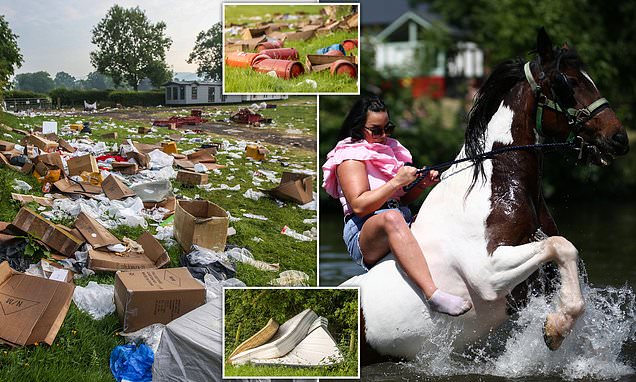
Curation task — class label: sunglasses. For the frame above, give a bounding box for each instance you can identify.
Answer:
[364,122,395,137]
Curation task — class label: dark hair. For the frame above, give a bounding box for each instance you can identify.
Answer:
[337,95,390,142]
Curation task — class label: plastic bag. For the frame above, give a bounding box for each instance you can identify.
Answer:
[120,323,165,354]
[148,149,174,169]
[182,246,236,281]
[72,281,115,320]
[243,188,265,201]
[281,225,313,241]
[204,273,246,301]
[269,270,310,287]
[110,343,154,382]
[13,179,32,192]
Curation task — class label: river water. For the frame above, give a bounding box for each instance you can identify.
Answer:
[319,201,636,381]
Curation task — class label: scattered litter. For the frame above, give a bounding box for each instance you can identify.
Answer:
[269,270,310,287]
[110,343,154,382]
[193,163,207,173]
[303,218,317,224]
[281,225,314,241]
[182,246,236,281]
[12,179,32,192]
[204,273,246,301]
[251,237,264,243]
[243,213,268,220]
[243,188,266,200]
[73,281,116,320]
[296,79,318,89]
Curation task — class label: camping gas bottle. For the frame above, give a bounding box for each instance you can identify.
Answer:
[330,60,357,78]
[225,52,263,68]
[316,43,346,56]
[251,58,305,79]
[256,40,283,51]
[257,48,299,60]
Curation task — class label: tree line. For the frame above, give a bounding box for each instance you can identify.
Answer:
[0,5,222,96]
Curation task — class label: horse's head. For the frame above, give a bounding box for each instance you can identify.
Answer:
[530,27,629,165]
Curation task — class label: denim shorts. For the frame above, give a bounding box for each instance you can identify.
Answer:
[342,206,413,271]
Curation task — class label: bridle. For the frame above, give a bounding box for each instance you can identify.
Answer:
[523,50,610,143]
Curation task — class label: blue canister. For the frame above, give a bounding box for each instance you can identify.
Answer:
[316,43,346,55]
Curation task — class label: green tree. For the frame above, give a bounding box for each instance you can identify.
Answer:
[81,71,116,90]
[0,15,23,92]
[144,60,173,88]
[187,22,222,81]
[53,71,76,89]
[14,71,55,93]
[90,5,172,91]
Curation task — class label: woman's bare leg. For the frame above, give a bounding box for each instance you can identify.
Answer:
[359,210,472,316]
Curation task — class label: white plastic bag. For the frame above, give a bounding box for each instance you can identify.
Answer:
[72,281,115,320]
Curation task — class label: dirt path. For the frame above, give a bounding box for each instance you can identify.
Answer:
[90,105,316,151]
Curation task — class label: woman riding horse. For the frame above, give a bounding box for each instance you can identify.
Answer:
[344,27,629,363]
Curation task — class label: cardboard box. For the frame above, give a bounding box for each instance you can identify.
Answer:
[305,54,357,73]
[11,193,55,207]
[174,200,228,251]
[176,170,208,186]
[11,208,84,257]
[101,132,118,139]
[138,127,152,134]
[111,162,139,175]
[75,212,121,249]
[102,174,136,200]
[22,135,59,153]
[36,152,64,172]
[126,151,149,169]
[88,232,170,272]
[0,140,15,151]
[42,121,57,134]
[114,267,205,332]
[67,154,98,176]
[268,172,314,204]
[69,124,83,131]
[245,144,268,161]
[161,142,178,154]
[187,148,217,163]
[0,261,74,346]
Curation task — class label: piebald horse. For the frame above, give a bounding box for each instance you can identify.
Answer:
[343,28,629,363]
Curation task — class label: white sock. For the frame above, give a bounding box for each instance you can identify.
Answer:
[428,289,472,316]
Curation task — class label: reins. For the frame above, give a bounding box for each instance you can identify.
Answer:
[403,140,576,192]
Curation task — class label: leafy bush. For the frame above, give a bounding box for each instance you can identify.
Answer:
[108,90,164,106]
[48,88,164,107]
[3,90,49,99]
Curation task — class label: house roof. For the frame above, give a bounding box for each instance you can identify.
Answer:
[162,80,221,86]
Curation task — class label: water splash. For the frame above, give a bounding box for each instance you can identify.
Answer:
[365,282,635,381]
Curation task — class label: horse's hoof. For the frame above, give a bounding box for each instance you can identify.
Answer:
[543,315,565,351]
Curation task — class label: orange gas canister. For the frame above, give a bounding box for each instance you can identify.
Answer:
[226,52,262,68]
[258,48,299,60]
[342,39,358,52]
[251,58,305,79]
[330,60,357,78]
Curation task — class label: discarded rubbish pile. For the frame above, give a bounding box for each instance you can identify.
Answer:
[224,5,359,80]
[228,309,344,367]
[152,109,208,127]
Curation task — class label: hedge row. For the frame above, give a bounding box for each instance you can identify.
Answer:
[4,90,49,99]
[48,88,165,107]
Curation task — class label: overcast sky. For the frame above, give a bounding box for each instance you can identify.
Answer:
[1,0,225,78]
[1,0,317,79]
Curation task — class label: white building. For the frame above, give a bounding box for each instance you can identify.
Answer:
[163,81,287,105]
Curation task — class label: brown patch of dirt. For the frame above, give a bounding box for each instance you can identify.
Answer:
[91,107,315,150]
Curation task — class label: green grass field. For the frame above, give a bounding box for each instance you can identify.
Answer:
[0,96,317,381]
[224,5,358,94]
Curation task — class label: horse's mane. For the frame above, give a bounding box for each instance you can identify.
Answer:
[465,57,526,189]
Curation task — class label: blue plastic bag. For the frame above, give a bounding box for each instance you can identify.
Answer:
[110,343,154,382]
[316,43,346,55]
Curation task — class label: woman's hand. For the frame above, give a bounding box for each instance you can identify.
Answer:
[390,165,418,188]
[417,169,440,189]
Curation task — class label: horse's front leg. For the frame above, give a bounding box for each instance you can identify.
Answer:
[465,237,584,350]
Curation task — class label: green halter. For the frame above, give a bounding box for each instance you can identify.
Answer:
[524,61,609,143]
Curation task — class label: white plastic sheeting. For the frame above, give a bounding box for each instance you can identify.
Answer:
[72,281,115,320]
[45,195,147,229]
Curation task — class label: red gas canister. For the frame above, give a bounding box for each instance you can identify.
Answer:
[330,60,357,78]
[252,58,305,79]
[325,49,344,57]
[258,48,299,60]
[342,39,358,52]
[256,40,284,51]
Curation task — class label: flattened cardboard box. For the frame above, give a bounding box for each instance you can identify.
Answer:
[114,267,205,332]
[0,261,74,346]
[111,162,138,175]
[88,232,170,272]
[174,200,228,251]
[267,172,314,204]
[11,208,84,257]
[75,212,121,249]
